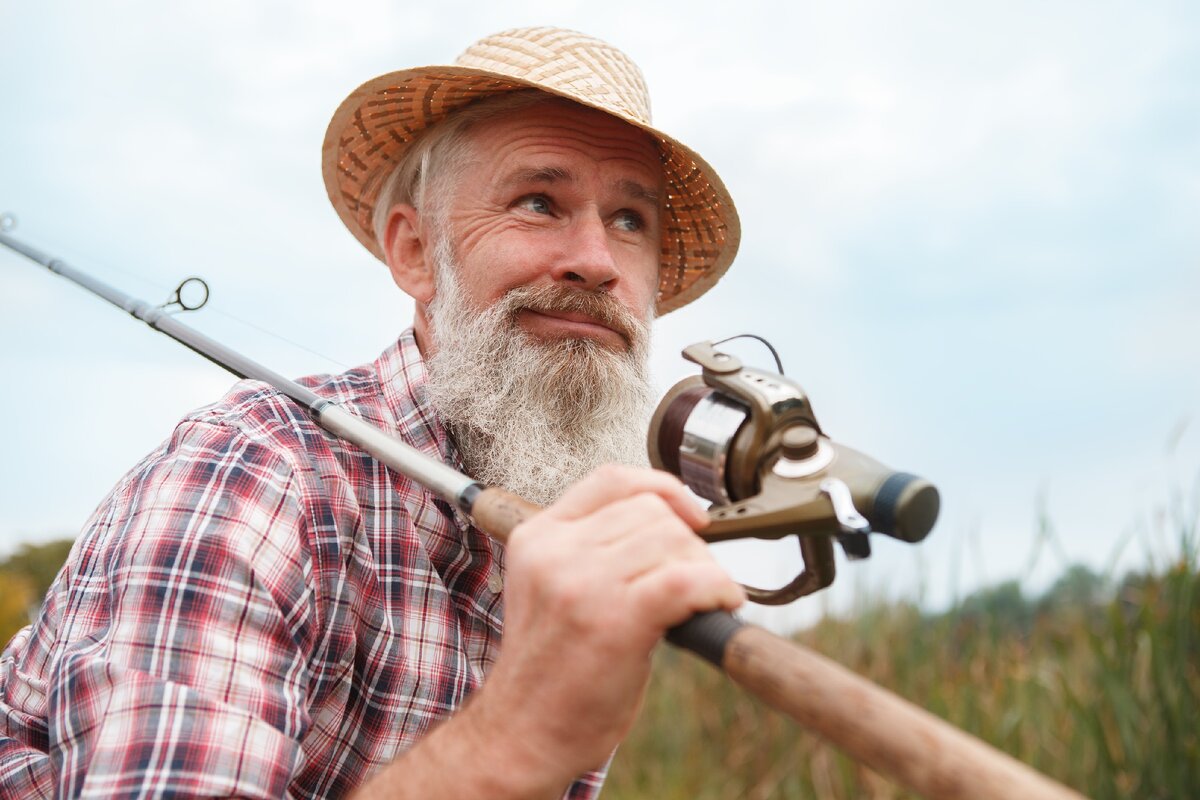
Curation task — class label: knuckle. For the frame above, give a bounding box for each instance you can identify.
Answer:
[508,516,545,550]
[510,523,567,571]
[651,513,703,548]
[592,462,633,485]
[590,463,681,496]
[630,491,673,517]
[653,561,737,608]
[651,467,686,489]
[658,564,697,597]
[546,571,587,609]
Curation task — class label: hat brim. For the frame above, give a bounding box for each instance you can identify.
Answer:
[322,65,740,314]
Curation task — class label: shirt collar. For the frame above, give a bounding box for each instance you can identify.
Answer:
[374,328,467,476]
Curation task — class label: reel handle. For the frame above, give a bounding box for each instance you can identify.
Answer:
[826,442,940,544]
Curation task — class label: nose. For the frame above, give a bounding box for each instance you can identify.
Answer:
[551,212,621,292]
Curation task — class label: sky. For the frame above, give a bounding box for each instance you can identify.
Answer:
[1,1,1198,631]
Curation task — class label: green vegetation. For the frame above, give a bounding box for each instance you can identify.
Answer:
[607,556,1198,799]
[0,538,74,644]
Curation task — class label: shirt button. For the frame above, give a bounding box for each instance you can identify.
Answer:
[487,572,504,594]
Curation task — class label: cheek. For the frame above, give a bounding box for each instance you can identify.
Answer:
[456,241,542,305]
[626,255,661,310]
[455,214,517,258]
[452,224,539,290]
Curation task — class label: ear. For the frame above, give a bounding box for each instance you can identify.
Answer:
[381,203,436,304]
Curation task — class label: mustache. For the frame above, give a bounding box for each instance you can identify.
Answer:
[498,284,648,347]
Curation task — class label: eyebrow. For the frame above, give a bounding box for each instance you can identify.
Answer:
[618,178,660,206]
[502,167,661,206]
[502,166,571,189]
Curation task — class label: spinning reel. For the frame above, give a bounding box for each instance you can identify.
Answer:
[649,338,940,605]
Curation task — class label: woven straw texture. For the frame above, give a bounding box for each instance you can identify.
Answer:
[323,27,740,314]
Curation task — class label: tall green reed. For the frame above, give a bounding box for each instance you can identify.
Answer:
[606,495,1198,799]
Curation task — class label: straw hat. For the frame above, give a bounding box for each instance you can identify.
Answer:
[322,26,740,314]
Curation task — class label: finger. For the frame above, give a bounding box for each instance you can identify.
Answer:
[584,496,715,570]
[603,522,713,584]
[627,560,746,631]
[548,491,702,550]
[540,465,708,529]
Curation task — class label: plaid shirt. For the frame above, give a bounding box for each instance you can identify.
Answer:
[0,330,605,799]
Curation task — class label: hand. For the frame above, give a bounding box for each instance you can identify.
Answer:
[350,465,743,800]
[475,464,745,793]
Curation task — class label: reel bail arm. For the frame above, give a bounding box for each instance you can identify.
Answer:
[649,338,941,604]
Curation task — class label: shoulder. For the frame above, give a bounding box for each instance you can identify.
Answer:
[167,357,392,483]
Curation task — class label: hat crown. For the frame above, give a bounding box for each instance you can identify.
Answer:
[454,27,652,125]
[323,27,739,314]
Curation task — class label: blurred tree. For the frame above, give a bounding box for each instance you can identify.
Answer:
[0,538,74,644]
[0,572,37,645]
[1038,563,1106,614]
[956,579,1033,632]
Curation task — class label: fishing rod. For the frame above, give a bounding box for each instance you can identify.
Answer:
[0,219,1087,800]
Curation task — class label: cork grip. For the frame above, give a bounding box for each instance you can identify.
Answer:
[470,486,542,542]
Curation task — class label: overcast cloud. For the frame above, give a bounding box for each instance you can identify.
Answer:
[2,1,1197,630]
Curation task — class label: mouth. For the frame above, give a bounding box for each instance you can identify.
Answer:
[516,308,631,350]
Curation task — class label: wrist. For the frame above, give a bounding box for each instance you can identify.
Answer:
[456,684,573,799]
[350,688,569,800]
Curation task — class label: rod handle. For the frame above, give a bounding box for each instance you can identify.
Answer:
[469,486,541,541]
[720,625,1088,800]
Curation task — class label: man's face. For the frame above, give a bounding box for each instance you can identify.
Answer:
[414,103,664,504]
[440,102,664,349]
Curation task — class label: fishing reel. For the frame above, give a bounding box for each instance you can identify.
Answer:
[649,338,940,605]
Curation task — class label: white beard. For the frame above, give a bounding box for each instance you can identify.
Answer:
[423,240,656,506]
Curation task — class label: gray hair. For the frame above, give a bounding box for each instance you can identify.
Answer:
[370,90,573,246]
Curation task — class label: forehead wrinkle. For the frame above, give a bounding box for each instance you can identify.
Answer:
[500,165,660,207]
[501,165,572,189]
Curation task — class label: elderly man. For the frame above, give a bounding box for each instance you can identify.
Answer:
[0,27,743,799]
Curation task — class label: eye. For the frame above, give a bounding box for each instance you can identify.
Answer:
[516,194,553,215]
[612,209,645,233]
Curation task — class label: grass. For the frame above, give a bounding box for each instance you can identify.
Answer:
[606,513,1199,799]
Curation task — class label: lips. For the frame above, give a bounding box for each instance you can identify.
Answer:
[518,308,630,348]
[510,286,639,348]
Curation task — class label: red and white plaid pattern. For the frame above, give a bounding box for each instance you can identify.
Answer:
[0,330,605,799]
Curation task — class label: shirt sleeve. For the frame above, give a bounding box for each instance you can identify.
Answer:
[28,418,318,799]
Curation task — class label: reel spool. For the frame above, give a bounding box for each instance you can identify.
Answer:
[648,339,940,605]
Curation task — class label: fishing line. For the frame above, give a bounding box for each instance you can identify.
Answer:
[201,307,351,372]
[1,213,350,372]
[0,213,576,489]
